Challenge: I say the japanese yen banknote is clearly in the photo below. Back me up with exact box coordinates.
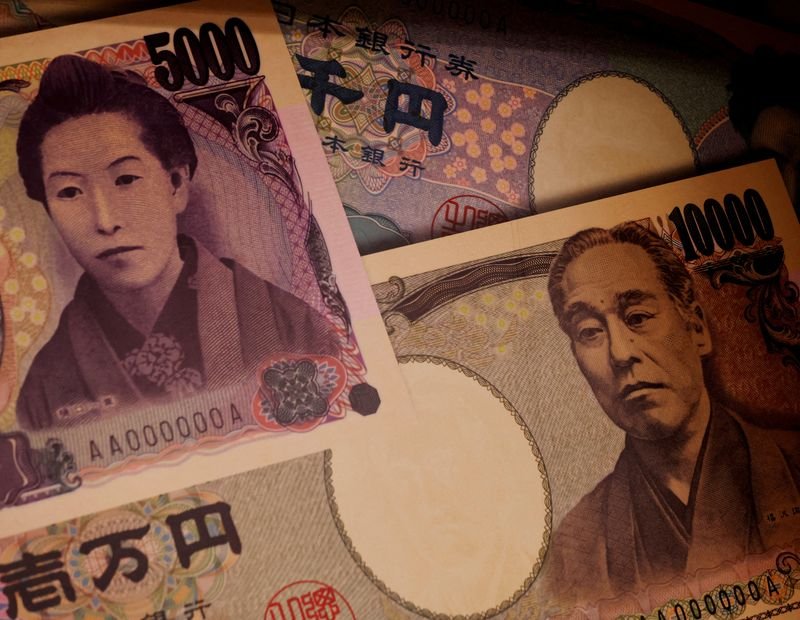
[274,0,800,253]
[2,0,798,256]
[366,160,800,619]
[0,162,798,619]
[0,0,413,520]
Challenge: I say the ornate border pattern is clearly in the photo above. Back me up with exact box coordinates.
[698,245,800,369]
[694,105,730,148]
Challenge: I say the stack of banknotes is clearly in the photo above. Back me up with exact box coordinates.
[0,1,797,618]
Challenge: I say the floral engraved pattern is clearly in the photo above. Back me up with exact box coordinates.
[252,354,348,433]
[261,360,328,426]
[214,90,301,200]
[122,333,203,396]
[706,246,800,368]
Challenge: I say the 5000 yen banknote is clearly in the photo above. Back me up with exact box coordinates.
[0,0,411,516]
[361,161,800,619]
[274,0,800,253]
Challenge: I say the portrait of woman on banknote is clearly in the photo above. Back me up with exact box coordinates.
[13,54,340,430]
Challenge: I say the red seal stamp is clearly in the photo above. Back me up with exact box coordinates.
[431,194,507,238]
[264,580,356,619]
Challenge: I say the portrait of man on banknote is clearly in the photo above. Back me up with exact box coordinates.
[13,54,339,430]
[543,222,800,602]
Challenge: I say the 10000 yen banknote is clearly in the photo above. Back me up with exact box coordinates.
[362,160,800,618]
[0,0,412,516]
[0,162,798,619]
[0,448,798,619]
[275,0,800,253]
[0,451,372,619]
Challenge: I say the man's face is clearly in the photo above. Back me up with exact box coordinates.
[558,242,711,441]
[750,105,800,210]
[40,112,189,293]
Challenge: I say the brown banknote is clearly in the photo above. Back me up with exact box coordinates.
[0,453,795,619]
[0,448,545,619]
[1,162,798,620]
[363,160,800,618]
[0,0,412,522]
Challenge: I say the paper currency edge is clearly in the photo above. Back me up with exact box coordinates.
[364,161,798,284]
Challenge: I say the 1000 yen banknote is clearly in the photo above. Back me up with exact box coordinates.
[0,0,411,517]
[276,0,800,253]
[5,0,798,256]
[363,160,800,618]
